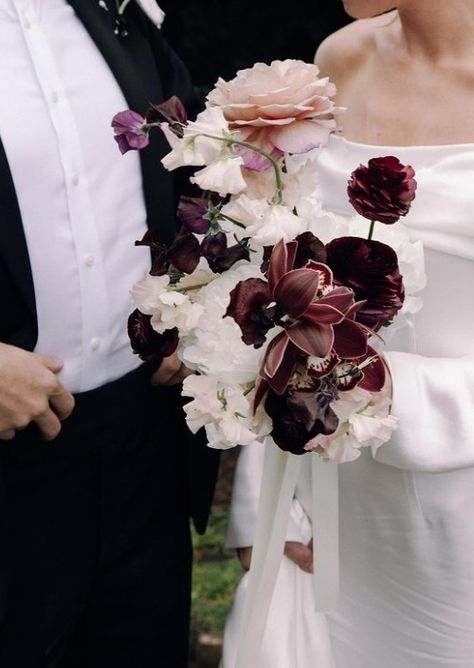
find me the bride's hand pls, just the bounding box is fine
[151,351,194,386]
[237,541,314,574]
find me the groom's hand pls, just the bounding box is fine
[238,541,314,574]
[0,343,75,441]
[151,351,193,386]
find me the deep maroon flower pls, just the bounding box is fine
[177,196,212,234]
[293,231,327,268]
[326,236,405,330]
[135,230,168,276]
[265,386,339,455]
[348,156,417,225]
[128,310,178,364]
[146,96,188,137]
[167,228,201,275]
[208,241,250,274]
[112,110,149,154]
[200,232,227,261]
[357,346,387,392]
[261,232,326,275]
[226,278,273,347]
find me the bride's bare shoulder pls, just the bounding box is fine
[314,13,395,83]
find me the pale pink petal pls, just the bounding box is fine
[269,119,336,154]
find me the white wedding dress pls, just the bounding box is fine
[221,135,474,668]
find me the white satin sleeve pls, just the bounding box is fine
[226,441,312,549]
[374,351,474,473]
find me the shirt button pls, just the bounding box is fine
[72,175,80,187]
[84,254,94,267]
[90,338,101,351]
[23,17,31,29]
[51,92,59,104]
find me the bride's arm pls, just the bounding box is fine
[373,352,474,472]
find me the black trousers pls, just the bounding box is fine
[0,364,192,668]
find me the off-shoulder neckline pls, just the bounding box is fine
[333,134,474,152]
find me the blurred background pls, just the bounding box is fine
[158,2,351,665]
[160,0,351,93]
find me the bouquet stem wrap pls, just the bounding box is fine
[234,441,340,667]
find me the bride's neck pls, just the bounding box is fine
[396,0,474,63]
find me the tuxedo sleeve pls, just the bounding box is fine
[374,352,474,473]
[226,441,312,549]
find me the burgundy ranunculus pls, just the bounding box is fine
[225,278,273,348]
[326,236,405,330]
[208,242,250,274]
[128,310,179,364]
[265,386,339,455]
[348,156,417,225]
[112,110,149,154]
[177,196,212,234]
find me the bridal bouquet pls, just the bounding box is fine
[113,59,425,463]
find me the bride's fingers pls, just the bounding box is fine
[284,541,314,574]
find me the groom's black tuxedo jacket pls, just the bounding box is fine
[0,0,218,586]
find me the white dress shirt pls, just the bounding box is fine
[0,0,151,392]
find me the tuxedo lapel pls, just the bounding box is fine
[0,139,36,321]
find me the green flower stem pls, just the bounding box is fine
[174,281,214,293]
[145,122,285,204]
[219,214,247,229]
[117,0,134,14]
[367,220,376,241]
[205,134,284,204]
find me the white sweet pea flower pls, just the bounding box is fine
[182,375,270,450]
[306,384,397,463]
[191,155,247,196]
[130,272,170,315]
[301,199,351,243]
[150,292,204,335]
[222,195,305,246]
[181,375,225,433]
[181,262,264,384]
[130,272,203,336]
[206,418,258,450]
[161,107,233,171]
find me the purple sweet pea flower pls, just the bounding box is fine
[112,110,149,154]
[200,232,227,261]
[177,196,212,234]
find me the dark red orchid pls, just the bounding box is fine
[261,231,326,275]
[227,239,369,397]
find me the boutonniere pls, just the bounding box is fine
[98,0,165,37]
